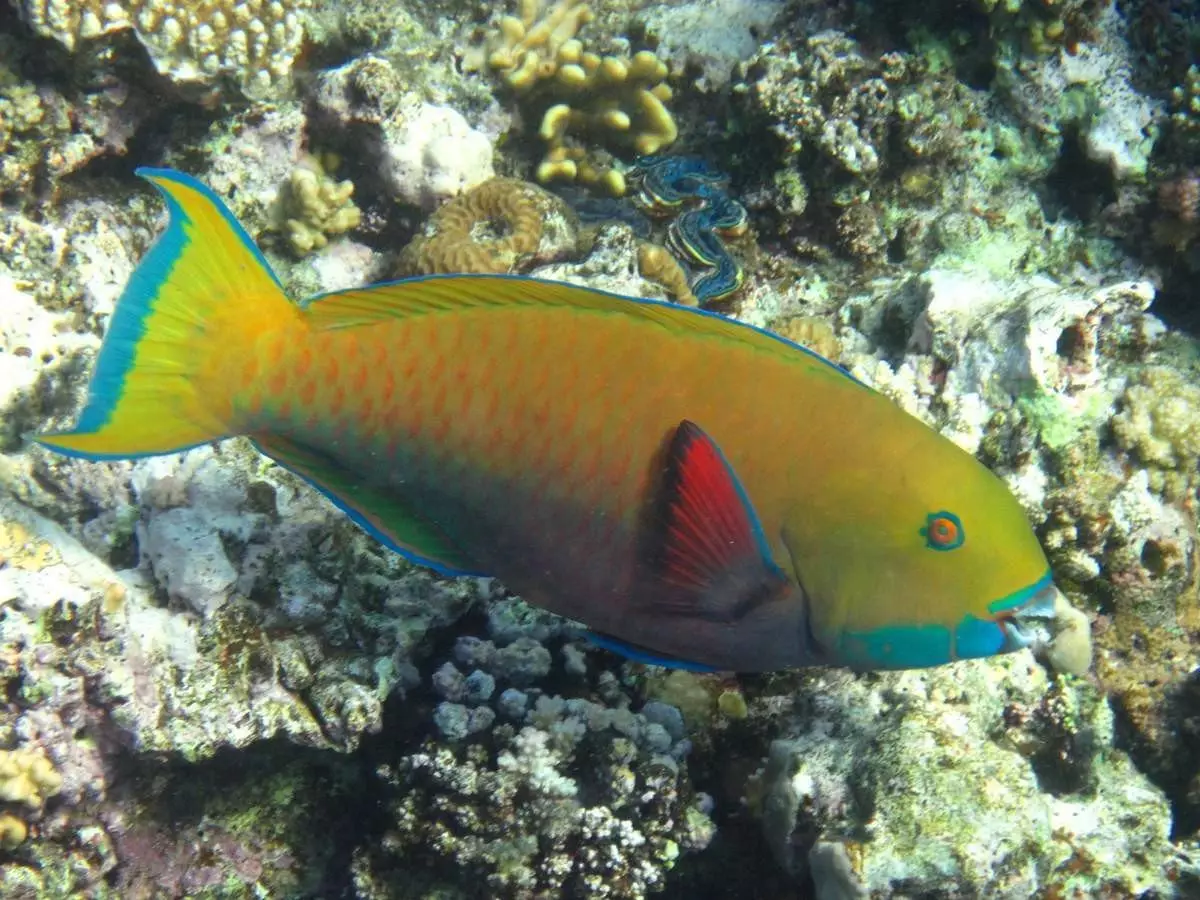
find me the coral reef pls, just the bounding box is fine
[2,0,1200,893]
[19,0,310,100]
[481,0,677,194]
[0,33,145,203]
[740,27,997,265]
[1111,366,1200,499]
[312,55,499,212]
[996,2,1163,182]
[634,0,784,91]
[753,658,1180,896]
[352,599,714,900]
[396,176,577,276]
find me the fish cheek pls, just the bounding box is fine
[779,523,832,661]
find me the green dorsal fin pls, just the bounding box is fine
[251,434,480,577]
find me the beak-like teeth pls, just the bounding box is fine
[999,581,1059,652]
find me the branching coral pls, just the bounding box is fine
[483,0,677,195]
[396,177,573,276]
[275,156,361,256]
[0,747,62,809]
[19,0,310,99]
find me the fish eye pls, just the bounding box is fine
[921,511,964,551]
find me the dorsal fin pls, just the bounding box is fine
[301,273,863,386]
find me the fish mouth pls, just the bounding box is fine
[996,576,1060,653]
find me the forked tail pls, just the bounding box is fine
[36,169,296,459]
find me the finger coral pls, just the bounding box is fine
[275,156,362,256]
[0,747,62,809]
[483,0,677,195]
[636,242,697,306]
[396,177,575,276]
[0,812,27,849]
[18,0,310,100]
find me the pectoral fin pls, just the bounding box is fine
[645,420,791,623]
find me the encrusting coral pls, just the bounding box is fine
[1111,366,1200,500]
[396,177,573,276]
[483,0,678,195]
[18,0,310,99]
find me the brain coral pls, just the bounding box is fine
[397,177,575,276]
[20,0,310,99]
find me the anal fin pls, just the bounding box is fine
[586,631,721,673]
[251,434,480,577]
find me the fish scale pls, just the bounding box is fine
[36,168,1069,674]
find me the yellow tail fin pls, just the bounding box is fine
[36,169,293,459]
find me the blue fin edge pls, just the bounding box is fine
[585,631,723,673]
[68,168,277,438]
[303,272,864,388]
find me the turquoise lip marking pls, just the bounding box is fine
[988,569,1055,615]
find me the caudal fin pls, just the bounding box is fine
[36,168,294,460]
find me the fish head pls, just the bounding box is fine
[781,429,1058,670]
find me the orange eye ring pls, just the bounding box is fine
[922,511,964,551]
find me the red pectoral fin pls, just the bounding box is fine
[648,420,790,623]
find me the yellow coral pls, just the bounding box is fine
[0,747,62,809]
[637,242,696,306]
[397,177,561,276]
[716,689,748,720]
[20,0,310,99]
[277,156,361,256]
[0,520,61,572]
[485,0,677,195]
[1111,366,1200,498]
[0,813,27,849]
[772,316,841,362]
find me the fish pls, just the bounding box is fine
[35,168,1065,673]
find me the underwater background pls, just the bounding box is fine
[1,0,1200,896]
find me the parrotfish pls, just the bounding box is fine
[37,169,1066,673]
